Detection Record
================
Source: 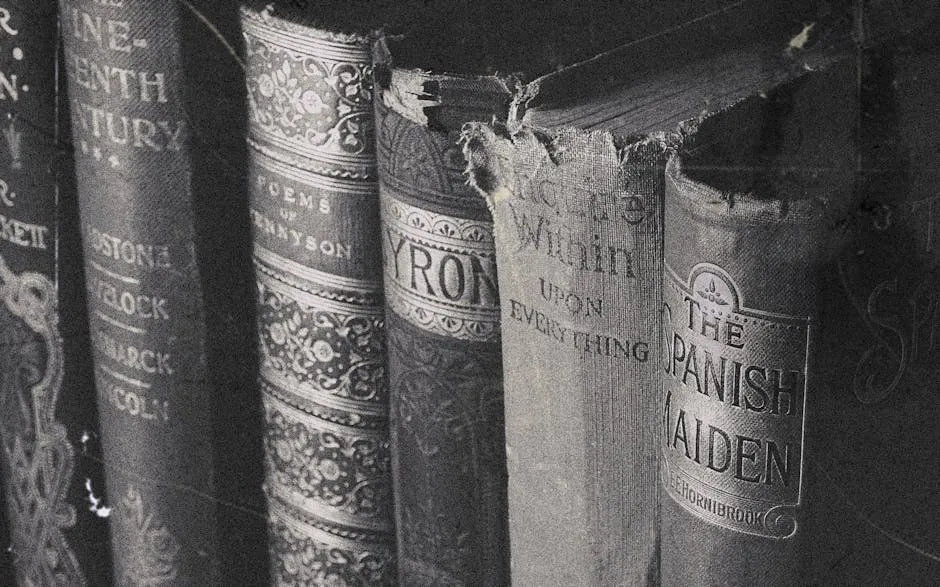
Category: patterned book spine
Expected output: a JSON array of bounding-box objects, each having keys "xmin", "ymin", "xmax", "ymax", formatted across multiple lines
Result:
[
  {"xmin": 58, "ymin": 1, "xmax": 259, "ymax": 583},
  {"xmin": 0, "ymin": 2, "xmax": 111, "ymax": 584},
  {"xmin": 376, "ymin": 67, "xmax": 511, "ymax": 586},
  {"xmin": 240, "ymin": 5, "xmax": 396, "ymax": 585},
  {"xmin": 462, "ymin": 124, "xmax": 665, "ymax": 585}
]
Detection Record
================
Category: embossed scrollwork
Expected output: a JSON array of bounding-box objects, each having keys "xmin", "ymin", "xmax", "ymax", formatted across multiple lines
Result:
[
  {"xmin": 268, "ymin": 516, "xmax": 395, "ymax": 586},
  {"xmin": 763, "ymin": 504, "xmax": 798, "ymax": 538},
  {"xmin": 0, "ymin": 255, "xmax": 83, "ymax": 585},
  {"xmin": 116, "ymin": 486, "xmax": 181, "ymax": 586},
  {"xmin": 263, "ymin": 403, "xmax": 392, "ymax": 521},
  {"xmin": 244, "ymin": 31, "xmax": 373, "ymax": 160},
  {"xmin": 257, "ymin": 280, "xmax": 387, "ymax": 404}
]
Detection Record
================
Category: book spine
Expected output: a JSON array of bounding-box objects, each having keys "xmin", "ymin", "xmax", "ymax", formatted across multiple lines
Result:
[
  {"xmin": 463, "ymin": 123, "xmax": 665, "ymax": 585},
  {"xmin": 376, "ymin": 69, "xmax": 510, "ymax": 585},
  {"xmin": 240, "ymin": 5, "xmax": 396, "ymax": 585},
  {"xmin": 58, "ymin": 1, "xmax": 257, "ymax": 583},
  {"xmin": 0, "ymin": 2, "xmax": 110, "ymax": 584},
  {"xmin": 804, "ymin": 43, "xmax": 940, "ymax": 583},
  {"xmin": 660, "ymin": 156, "xmax": 825, "ymax": 585},
  {"xmin": 659, "ymin": 63, "xmax": 858, "ymax": 585}
]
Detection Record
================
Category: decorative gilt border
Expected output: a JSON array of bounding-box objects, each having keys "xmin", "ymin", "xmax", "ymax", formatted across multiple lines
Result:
[
  {"xmin": 0, "ymin": 255, "xmax": 83, "ymax": 584},
  {"xmin": 380, "ymin": 193, "xmax": 500, "ymax": 342},
  {"xmin": 243, "ymin": 11, "xmax": 375, "ymax": 178}
]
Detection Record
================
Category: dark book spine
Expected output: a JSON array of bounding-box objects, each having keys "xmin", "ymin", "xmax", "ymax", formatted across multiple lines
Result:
[
  {"xmin": 376, "ymin": 68, "xmax": 511, "ymax": 586},
  {"xmin": 661, "ymin": 158, "xmax": 826, "ymax": 586},
  {"xmin": 802, "ymin": 41, "xmax": 940, "ymax": 583},
  {"xmin": 240, "ymin": 5, "xmax": 396, "ymax": 585},
  {"xmin": 0, "ymin": 2, "xmax": 111, "ymax": 584},
  {"xmin": 659, "ymin": 62, "xmax": 861, "ymax": 586},
  {"xmin": 462, "ymin": 124, "xmax": 664, "ymax": 585},
  {"xmin": 58, "ymin": 1, "xmax": 259, "ymax": 583}
]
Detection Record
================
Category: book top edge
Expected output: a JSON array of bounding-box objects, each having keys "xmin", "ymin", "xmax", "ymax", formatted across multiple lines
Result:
[
  {"xmin": 239, "ymin": 4, "xmax": 374, "ymax": 51},
  {"xmin": 665, "ymin": 155, "xmax": 852, "ymax": 228}
]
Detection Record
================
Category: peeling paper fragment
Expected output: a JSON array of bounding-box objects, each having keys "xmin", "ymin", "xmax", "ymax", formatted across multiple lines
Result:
[
  {"xmin": 788, "ymin": 22, "xmax": 816, "ymax": 52},
  {"xmin": 84, "ymin": 478, "xmax": 111, "ymax": 518},
  {"xmin": 383, "ymin": 68, "xmax": 437, "ymax": 126}
]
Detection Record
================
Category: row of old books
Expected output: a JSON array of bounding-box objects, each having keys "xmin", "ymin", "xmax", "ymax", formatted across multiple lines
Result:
[{"xmin": 0, "ymin": 0, "xmax": 937, "ymax": 585}]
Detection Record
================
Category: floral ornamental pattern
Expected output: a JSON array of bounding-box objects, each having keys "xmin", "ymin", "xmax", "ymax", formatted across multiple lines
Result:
[
  {"xmin": 0, "ymin": 255, "xmax": 84, "ymax": 586},
  {"xmin": 263, "ymin": 403, "xmax": 392, "ymax": 523},
  {"xmin": 244, "ymin": 32, "xmax": 374, "ymax": 161},
  {"xmin": 384, "ymin": 198, "xmax": 494, "ymax": 244},
  {"xmin": 388, "ymin": 321, "xmax": 508, "ymax": 583},
  {"xmin": 116, "ymin": 486, "xmax": 181, "ymax": 586},
  {"xmin": 268, "ymin": 516, "xmax": 395, "ymax": 586},
  {"xmin": 257, "ymin": 281, "xmax": 387, "ymax": 404},
  {"xmin": 696, "ymin": 279, "xmax": 729, "ymax": 305}
]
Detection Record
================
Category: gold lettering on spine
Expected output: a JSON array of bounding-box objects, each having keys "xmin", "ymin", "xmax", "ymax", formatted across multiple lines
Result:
[
  {"xmin": 62, "ymin": 2, "xmax": 184, "ymax": 169},
  {"xmin": 662, "ymin": 263, "xmax": 809, "ymax": 538},
  {"xmin": 381, "ymin": 193, "xmax": 500, "ymax": 341},
  {"xmin": 241, "ymin": 6, "xmax": 395, "ymax": 584},
  {"xmin": 0, "ymin": 7, "xmax": 21, "ymax": 102}
]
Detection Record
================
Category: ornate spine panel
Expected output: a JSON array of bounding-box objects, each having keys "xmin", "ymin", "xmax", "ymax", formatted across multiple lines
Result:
[
  {"xmin": 240, "ymin": 5, "xmax": 396, "ymax": 585},
  {"xmin": 0, "ymin": 2, "xmax": 111, "ymax": 584},
  {"xmin": 461, "ymin": 123, "xmax": 665, "ymax": 585},
  {"xmin": 58, "ymin": 1, "xmax": 258, "ymax": 583},
  {"xmin": 376, "ymin": 69, "xmax": 511, "ymax": 586}
]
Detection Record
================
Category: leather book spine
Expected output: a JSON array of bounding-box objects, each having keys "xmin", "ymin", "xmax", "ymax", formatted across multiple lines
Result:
[
  {"xmin": 59, "ymin": 1, "xmax": 259, "ymax": 583},
  {"xmin": 463, "ymin": 124, "xmax": 665, "ymax": 585},
  {"xmin": 376, "ymin": 67, "xmax": 511, "ymax": 585},
  {"xmin": 240, "ymin": 5, "xmax": 396, "ymax": 585},
  {"xmin": 659, "ymin": 62, "xmax": 861, "ymax": 585},
  {"xmin": 802, "ymin": 43, "xmax": 940, "ymax": 583},
  {"xmin": 0, "ymin": 2, "xmax": 111, "ymax": 584}
]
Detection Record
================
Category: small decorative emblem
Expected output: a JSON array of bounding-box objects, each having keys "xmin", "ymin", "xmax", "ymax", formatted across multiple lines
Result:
[{"xmin": 116, "ymin": 486, "xmax": 181, "ymax": 586}]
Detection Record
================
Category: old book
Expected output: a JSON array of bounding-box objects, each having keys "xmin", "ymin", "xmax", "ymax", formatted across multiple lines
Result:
[
  {"xmin": 375, "ymin": 51, "xmax": 513, "ymax": 587},
  {"xmin": 660, "ymin": 62, "xmax": 856, "ymax": 585},
  {"xmin": 59, "ymin": 1, "xmax": 265, "ymax": 583},
  {"xmin": 809, "ymin": 38, "xmax": 940, "ymax": 583},
  {"xmin": 461, "ymin": 3, "xmax": 858, "ymax": 584},
  {"xmin": 239, "ymin": 2, "xmax": 396, "ymax": 584},
  {"xmin": 0, "ymin": 2, "xmax": 111, "ymax": 584},
  {"xmin": 375, "ymin": 3, "xmax": 761, "ymax": 584},
  {"xmin": 660, "ymin": 26, "xmax": 940, "ymax": 581}
]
